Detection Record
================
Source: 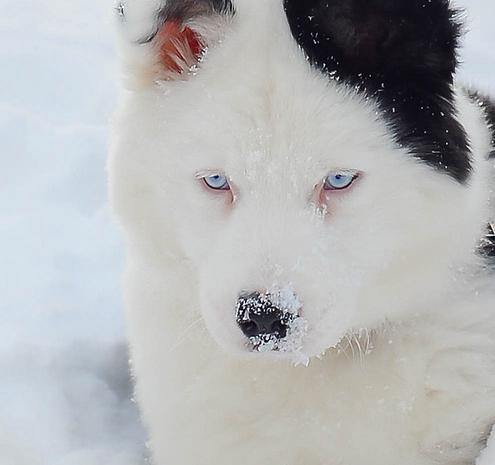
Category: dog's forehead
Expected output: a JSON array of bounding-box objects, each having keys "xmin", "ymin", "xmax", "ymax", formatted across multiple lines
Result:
[{"xmin": 182, "ymin": 72, "xmax": 387, "ymax": 181}]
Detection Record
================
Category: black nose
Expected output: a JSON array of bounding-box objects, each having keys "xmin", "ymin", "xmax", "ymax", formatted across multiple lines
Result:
[{"xmin": 236, "ymin": 292, "xmax": 288, "ymax": 339}]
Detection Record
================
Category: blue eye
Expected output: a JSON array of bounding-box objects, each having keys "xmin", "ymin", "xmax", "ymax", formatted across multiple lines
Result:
[
  {"xmin": 324, "ymin": 171, "xmax": 358, "ymax": 190},
  {"xmin": 203, "ymin": 174, "xmax": 230, "ymax": 191}
]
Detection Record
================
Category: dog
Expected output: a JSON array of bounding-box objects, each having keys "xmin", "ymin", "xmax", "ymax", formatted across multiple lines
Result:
[{"xmin": 109, "ymin": 0, "xmax": 495, "ymax": 463}]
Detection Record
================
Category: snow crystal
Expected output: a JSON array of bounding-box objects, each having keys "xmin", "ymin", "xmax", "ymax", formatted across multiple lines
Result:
[{"xmin": 267, "ymin": 285, "xmax": 303, "ymax": 315}]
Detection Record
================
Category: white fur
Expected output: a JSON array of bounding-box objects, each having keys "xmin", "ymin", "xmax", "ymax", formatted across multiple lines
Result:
[{"xmin": 109, "ymin": 1, "xmax": 495, "ymax": 463}]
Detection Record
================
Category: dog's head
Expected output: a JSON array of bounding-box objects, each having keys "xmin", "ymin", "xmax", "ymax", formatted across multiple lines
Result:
[{"xmin": 111, "ymin": 0, "xmax": 491, "ymax": 362}]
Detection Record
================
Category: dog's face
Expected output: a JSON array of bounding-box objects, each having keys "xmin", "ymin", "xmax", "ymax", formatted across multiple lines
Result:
[{"xmin": 113, "ymin": 0, "xmax": 487, "ymax": 361}]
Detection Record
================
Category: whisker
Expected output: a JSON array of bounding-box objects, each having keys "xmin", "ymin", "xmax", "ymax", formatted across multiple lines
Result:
[
  {"xmin": 365, "ymin": 329, "xmax": 371, "ymax": 355},
  {"xmin": 345, "ymin": 334, "xmax": 356, "ymax": 361},
  {"xmin": 354, "ymin": 333, "xmax": 364, "ymax": 364},
  {"xmin": 169, "ymin": 316, "xmax": 204, "ymax": 353},
  {"xmin": 336, "ymin": 339, "xmax": 351, "ymax": 361}
]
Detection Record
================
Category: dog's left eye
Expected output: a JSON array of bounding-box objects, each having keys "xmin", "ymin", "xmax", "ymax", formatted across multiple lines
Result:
[
  {"xmin": 324, "ymin": 171, "xmax": 358, "ymax": 190},
  {"xmin": 202, "ymin": 174, "xmax": 230, "ymax": 191}
]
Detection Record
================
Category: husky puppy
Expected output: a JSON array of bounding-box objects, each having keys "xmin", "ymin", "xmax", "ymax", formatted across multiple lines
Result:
[{"xmin": 109, "ymin": 0, "xmax": 495, "ymax": 463}]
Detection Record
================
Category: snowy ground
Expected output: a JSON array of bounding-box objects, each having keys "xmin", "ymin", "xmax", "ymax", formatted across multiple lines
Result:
[{"xmin": 0, "ymin": 1, "xmax": 494, "ymax": 464}]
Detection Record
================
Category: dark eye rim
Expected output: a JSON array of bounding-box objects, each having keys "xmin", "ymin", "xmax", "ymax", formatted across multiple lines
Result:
[
  {"xmin": 323, "ymin": 173, "xmax": 359, "ymax": 191},
  {"xmin": 202, "ymin": 176, "xmax": 231, "ymax": 191}
]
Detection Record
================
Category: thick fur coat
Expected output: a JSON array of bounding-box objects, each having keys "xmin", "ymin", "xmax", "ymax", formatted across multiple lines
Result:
[{"xmin": 109, "ymin": 0, "xmax": 495, "ymax": 463}]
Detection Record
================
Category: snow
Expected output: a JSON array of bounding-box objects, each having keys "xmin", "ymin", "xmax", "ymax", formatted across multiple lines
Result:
[
  {"xmin": 0, "ymin": 0, "xmax": 147, "ymax": 463},
  {"xmin": 0, "ymin": 0, "xmax": 494, "ymax": 464}
]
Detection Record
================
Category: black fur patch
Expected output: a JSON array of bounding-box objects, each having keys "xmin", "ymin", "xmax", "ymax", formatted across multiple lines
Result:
[
  {"xmin": 284, "ymin": 0, "xmax": 472, "ymax": 183},
  {"xmin": 139, "ymin": 0, "xmax": 234, "ymax": 44}
]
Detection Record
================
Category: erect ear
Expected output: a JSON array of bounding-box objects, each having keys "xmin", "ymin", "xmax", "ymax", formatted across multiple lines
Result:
[
  {"xmin": 116, "ymin": 0, "xmax": 234, "ymax": 86},
  {"xmin": 284, "ymin": 0, "xmax": 461, "ymax": 91}
]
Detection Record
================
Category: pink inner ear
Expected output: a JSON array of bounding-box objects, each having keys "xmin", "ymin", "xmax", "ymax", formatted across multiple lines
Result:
[{"xmin": 154, "ymin": 20, "xmax": 205, "ymax": 76}]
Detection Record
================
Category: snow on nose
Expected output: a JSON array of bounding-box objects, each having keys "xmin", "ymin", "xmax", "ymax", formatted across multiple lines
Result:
[{"xmin": 235, "ymin": 287, "xmax": 307, "ymax": 356}]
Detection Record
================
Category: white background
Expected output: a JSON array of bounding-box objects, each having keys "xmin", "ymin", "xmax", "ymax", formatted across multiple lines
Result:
[{"xmin": 0, "ymin": 1, "xmax": 494, "ymax": 464}]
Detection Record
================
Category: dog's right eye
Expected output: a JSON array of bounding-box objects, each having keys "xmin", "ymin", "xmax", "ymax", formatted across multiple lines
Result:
[
  {"xmin": 324, "ymin": 171, "xmax": 359, "ymax": 191},
  {"xmin": 202, "ymin": 174, "xmax": 230, "ymax": 191}
]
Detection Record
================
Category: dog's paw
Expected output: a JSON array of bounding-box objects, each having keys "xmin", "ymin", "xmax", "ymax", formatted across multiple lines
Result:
[{"xmin": 115, "ymin": 0, "xmax": 234, "ymax": 86}]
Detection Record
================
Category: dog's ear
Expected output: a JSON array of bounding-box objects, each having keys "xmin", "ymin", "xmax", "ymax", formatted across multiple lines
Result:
[
  {"xmin": 284, "ymin": 0, "xmax": 461, "ymax": 92},
  {"xmin": 116, "ymin": 0, "xmax": 233, "ymax": 86}
]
